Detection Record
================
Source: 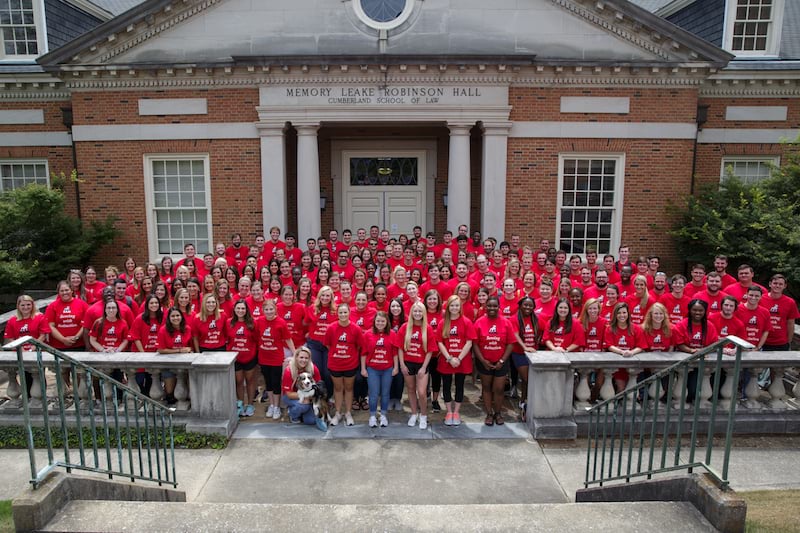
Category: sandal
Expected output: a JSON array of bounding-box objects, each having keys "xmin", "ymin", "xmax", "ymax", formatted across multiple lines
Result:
[
  {"xmin": 359, "ymin": 399, "xmax": 369, "ymax": 411},
  {"xmin": 494, "ymin": 413, "xmax": 505, "ymax": 426},
  {"xmin": 484, "ymin": 414, "xmax": 494, "ymax": 426},
  {"xmin": 352, "ymin": 400, "xmax": 361, "ymax": 411}
]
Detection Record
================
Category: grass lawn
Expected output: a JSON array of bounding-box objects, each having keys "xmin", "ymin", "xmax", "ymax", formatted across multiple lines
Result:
[
  {"xmin": 741, "ymin": 490, "xmax": 800, "ymax": 533},
  {"xmin": 0, "ymin": 500, "xmax": 12, "ymax": 533}
]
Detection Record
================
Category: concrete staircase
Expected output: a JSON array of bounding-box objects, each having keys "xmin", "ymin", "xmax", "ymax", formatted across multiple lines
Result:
[{"xmin": 42, "ymin": 501, "xmax": 717, "ymax": 532}]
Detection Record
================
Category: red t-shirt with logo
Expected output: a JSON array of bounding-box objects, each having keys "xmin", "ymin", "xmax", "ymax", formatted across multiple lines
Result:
[
  {"xmin": 760, "ymin": 294, "xmax": 800, "ymax": 345},
  {"xmin": 45, "ymin": 297, "xmax": 89, "ymax": 349},
  {"xmin": 224, "ymin": 320, "xmax": 258, "ymax": 363},
  {"xmin": 281, "ymin": 364, "xmax": 321, "ymax": 394},
  {"xmin": 157, "ymin": 325, "xmax": 194, "ymax": 351},
  {"xmin": 734, "ymin": 304, "xmax": 771, "ymax": 346},
  {"xmin": 3, "ymin": 315, "xmax": 50, "ymax": 349},
  {"xmin": 435, "ymin": 316, "xmax": 476, "ymax": 374},
  {"xmin": 255, "ymin": 315, "xmax": 292, "ymax": 366},
  {"xmin": 91, "ymin": 319, "xmax": 129, "ymax": 350},
  {"xmin": 394, "ymin": 323, "xmax": 436, "ymax": 364},
  {"xmin": 304, "ymin": 306, "xmax": 337, "ymax": 342},
  {"xmin": 544, "ymin": 320, "xmax": 586, "ymax": 350},
  {"xmin": 603, "ymin": 324, "xmax": 647, "ymax": 351},
  {"xmin": 361, "ymin": 330, "xmax": 397, "ymax": 371},
  {"xmin": 582, "ymin": 317, "xmax": 608, "ymax": 352},
  {"xmin": 277, "ymin": 302, "xmax": 307, "ymax": 348},
  {"xmin": 323, "ymin": 322, "xmax": 364, "ymax": 371},
  {"xmin": 642, "ymin": 326, "xmax": 674, "ymax": 351},
  {"xmin": 128, "ymin": 315, "xmax": 160, "ymax": 352},
  {"xmin": 194, "ymin": 312, "xmax": 228, "ymax": 349},
  {"xmin": 473, "ymin": 315, "xmax": 516, "ymax": 363}
]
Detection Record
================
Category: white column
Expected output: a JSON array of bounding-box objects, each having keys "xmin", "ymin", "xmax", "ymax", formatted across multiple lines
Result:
[
  {"xmin": 481, "ymin": 122, "xmax": 512, "ymax": 240},
  {"xmin": 257, "ymin": 123, "xmax": 287, "ymax": 235},
  {"xmin": 295, "ymin": 123, "xmax": 321, "ymax": 246},
  {"xmin": 446, "ymin": 122, "xmax": 473, "ymax": 233}
]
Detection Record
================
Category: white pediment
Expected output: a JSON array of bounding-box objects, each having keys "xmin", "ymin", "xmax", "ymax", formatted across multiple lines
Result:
[{"xmin": 53, "ymin": 0, "xmax": 726, "ymax": 67}]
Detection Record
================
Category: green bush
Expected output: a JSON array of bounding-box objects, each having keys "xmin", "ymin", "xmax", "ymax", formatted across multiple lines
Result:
[
  {"xmin": 0, "ymin": 425, "xmax": 228, "ymax": 450},
  {"xmin": 670, "ymin": 141, "xmax": 800, "ymax": 297},
  {"xmin": 0, "ymin": 185, "xmax": 118, "ymax": 292}
]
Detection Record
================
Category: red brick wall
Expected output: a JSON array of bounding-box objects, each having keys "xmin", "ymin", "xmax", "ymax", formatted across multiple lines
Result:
[
  {"xmin": 71, "ymin": 89, "xmax": 259, "ymax": 124},
  {"xmin": 510, "ymin": 87, "xmax": 698, "ymax": 123},
  {"xmin": 75, "ymin": 139, "xmax": 261, "ymax": 267},
  {"xmin": 0, "ymin": 100, "xmax": 69, "ymax": 132},
  {"xmin": 505, "ymin": 138, "xmax": 695, "ymax": 273}
]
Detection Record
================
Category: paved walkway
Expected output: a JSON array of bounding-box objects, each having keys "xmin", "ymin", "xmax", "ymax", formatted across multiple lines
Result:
[{"xmin": 1, "ymin": 428, "xmax": 798, "ymax": 505}]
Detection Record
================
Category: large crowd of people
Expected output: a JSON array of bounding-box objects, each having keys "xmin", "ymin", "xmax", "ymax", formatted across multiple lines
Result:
[{"xmin": 4, "ymin": 223, "xmax": 798, "ymax": 430}]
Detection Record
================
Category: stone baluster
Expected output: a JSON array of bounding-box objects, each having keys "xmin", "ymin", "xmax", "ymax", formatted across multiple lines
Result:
[
  {"xmin": 625, "ymin": 368, "xmax": 638, "ymax": 410},
  {"xmin": 148, "ymin": 369, "xmax": 165, "ymax": 402},
  {"xmin": 76, "ymin": 369, "xmax": 91, "ymax": 410},
  {"xmin": 648, "ymin": 376, "xmax": 663, "ymax": 408},
  {"xmin": 672, "ymin": 371, "xmax": 688, "ymax": 410},
  {"xmin": 718, "ymin": 370, "xmax": 736, "ymax": 410},
  {"xmin": 4, "ymin": 369, "xmax": 22, "ymax": 408},
  {"xmin": 599, "ymin": 370, "xmax": 615, "ymax": 402},
  {"xmin": 28, "ymin": 370, "xmax": 43, "ymax": 410},
  {"xmin": 174, "ymin": 370, "xmax": 190, "ymax": 411},
  {"xmin": 793, "ymin": 374, "xmax": 800, "ymax": 400},
  {"xmin": 744, "ymin": 367, "xmax": 762, "ymax": 409},
  {"xmin": 126, "ymin": 366, "xmax": 142, "ymax": 411},
  {"xmin": 767, "ymin": 368, "xmax": 788, "ymax": 410},
  {"xmin": 574, "ymin": 370, "xmax": 592, "ymax": 410},
  {"xmin": 698, "ymin": 367, "xmax": 714, "ymax": 409}
]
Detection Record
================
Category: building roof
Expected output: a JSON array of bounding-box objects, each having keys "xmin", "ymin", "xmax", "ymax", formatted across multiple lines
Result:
[
  {"xmin": 86, "ymin": 0, "xmax": 146, "ymax": 16},
  {"xmin": 628, "ymin": 0, "xmax": 675, "ymax": 12}
]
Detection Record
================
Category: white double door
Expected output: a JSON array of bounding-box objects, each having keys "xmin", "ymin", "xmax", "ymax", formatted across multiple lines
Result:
[{"xmin": 343, "ymin": 151, "xmax": 426, "ymax": 238}]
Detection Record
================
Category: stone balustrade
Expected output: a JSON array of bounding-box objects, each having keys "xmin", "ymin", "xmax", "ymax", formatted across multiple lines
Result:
[
  {"xmin": 527, "ymin": 350, "xmax": 800, "ymax": 439},
  {"xmin": 0, "ymin": 350, "xmax": 238, "ymax": 437}
]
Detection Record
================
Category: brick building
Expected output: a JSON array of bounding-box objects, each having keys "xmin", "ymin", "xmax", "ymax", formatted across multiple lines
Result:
[{"xmin": 0, "ymin": 0, "xmax": 797, "ymax": 272}]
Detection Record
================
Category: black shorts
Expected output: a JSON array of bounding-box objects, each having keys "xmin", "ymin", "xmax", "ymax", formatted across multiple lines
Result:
[
  {"xmin": 329, "ymin": 366, "xmax": 358, "ymax": 378},
  {"xmin": 235, "ymin": 358, "xmax": 258, "ymax": 372},
  {"xmin": 200, "ymin": 345, "xmax": 226, "ymax": 353},
  {"xmin": 476, "ymin": 357, "xmax": 510, "ymax": 377},
  {"xmin": 405, "ymin": 361, "xmax": 429, "ymax": 375}
]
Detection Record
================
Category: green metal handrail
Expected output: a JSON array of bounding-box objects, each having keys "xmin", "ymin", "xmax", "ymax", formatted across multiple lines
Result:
[
  {"xmin": 3, "ymin": 336, "xmax": 177, "ymax": 489},
  {"xmin": 584, "ymin": 335, "xmax": 754, "ymax": 490}
]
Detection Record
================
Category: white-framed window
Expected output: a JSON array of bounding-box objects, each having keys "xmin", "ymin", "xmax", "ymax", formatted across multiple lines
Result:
[
  {"xmin": 723, "ymin": 0, "xmax": 784, "ymax": 57},
  {"xmin": 720, "ymin": 156, "xmax": 779, "ymax": 184},
  {"xmin": 143, "ymin": 155, "xmax": 212, "ymax": 260},
  {"xmin": 556, "ymin": 154, "xmax": 625, "ymax": 256},
  {"xmin": 0, "ymin": 0, "xmax": 48, "ymax": 61},
  {"xmin": 0, "ymin": 159, "xmax": 48, "ymax": 191},
  {"xmin": 352, "ymin": 0, "xmax": 415, "ymax": 30}
]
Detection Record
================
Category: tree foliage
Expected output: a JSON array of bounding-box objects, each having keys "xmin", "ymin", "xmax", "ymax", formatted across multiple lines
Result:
[
  {"xmin": 670, "ymin": 143, "xmax": 800, "ymax": 297},
  {"xmin": 0, "ymin": 185, "xmax": 118, "ymax": 293}
]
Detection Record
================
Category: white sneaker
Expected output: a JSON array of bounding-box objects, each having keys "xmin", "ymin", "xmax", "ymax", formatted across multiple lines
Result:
[
  {"xmin": 265, "ymin": 405, "xmax": 274, "ymax": 418},
  {"xmin": 368, "ymin": 415, "xmax": 378, "ymax": 427},
  {"xmin": 379, "ymin": 414, "xmax": 388, "ymax": 427},
  {"xmin": 345, "ymin": 412, "xmax": 354, "ymax": 426},
  {"xmin": 419, "ymin": 415, "xmax": 428, "ymax": 430},
  {"xmin": 272, "ymin": 406, "xmax": 281, "ymax": 420},
  {"xmin": 407, "ymin": 413, "xmax": 418, "ymax": 427},
  {"xmin": 330, "ymin": 413, "xmax": 341, "ymax": 426}
]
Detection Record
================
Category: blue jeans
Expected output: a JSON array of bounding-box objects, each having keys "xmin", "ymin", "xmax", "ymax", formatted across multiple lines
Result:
[
  {"xmin": 367, "ymin": 367, "xmax": 393, "ymax": 415},
  {"xmin": 306, "ymin": 339, "xmax": 332, "ymax": 393},
  {"xmin": 282, "ymin": 396, "xmax": 316, "ymax": 425}
]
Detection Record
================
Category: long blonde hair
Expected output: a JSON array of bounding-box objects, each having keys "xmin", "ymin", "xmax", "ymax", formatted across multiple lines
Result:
[
  {"xmin": 404, "ymin": 301, "xmax": 428, "ymax": 352},
  {"xmin": 642, "ymin": 302, "xmax": 672, "ymax": 337},
  {"xmin": 198, "ymin": 293, "xmax": 221, "ymax": 321},
  {"xmin": 288, "ymin": 345, "xmax": 317, "ymax": 382},
  {"xmin": 313, "ymin": 286, "xmax": 336, "ymax": 315},
  {"xmin": 15, "ymin": 295, "xmax": 39, "ymax": 320},
  {"xmin": 441, "ymin": 295, "xmax": 462, "ymax": 340},
  {"xmin": 632, "ymin": 274, "xmax": 650, "ymax": 309}
]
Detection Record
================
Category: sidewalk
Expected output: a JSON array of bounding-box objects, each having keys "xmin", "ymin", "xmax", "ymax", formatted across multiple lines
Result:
[{"xmin": 1, "ymin": 432, "xmax": 798, "ymax": 505}]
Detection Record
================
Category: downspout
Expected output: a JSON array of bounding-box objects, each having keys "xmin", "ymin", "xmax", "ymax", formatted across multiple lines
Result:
[
  {"xmin": 691, "ymin": 104, "xmax": 709, "ymax": 196},
  {"xmin": 61, "ymin": 106, "xmax": 81, "ymax": 220}
]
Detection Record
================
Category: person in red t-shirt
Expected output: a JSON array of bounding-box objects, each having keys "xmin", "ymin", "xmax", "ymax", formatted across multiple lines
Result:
[
  {"xmin": 604, "ymin": 302, "xmax": 647, "ymax": 391},
  {"xmin": 709, "ymin": 295, "xmax": 746, "ymax": 351},
  {"xmin": 360, "ymin": 312, "xmax": 398, "ymax": 427},
  {"xmin": 89, "ymin": 300, "xmax": 129, "ymax": 353},
  {"xmin": 304, "ymin": 286, "xmax": 338, "ymax": 393},
  {"xmin": 676, "ymin": 299, "xmax": 719, "ymax": 404},
  {"xmin": 225, "ymin": 300, "xmax": 259, "ymax": 417},
  {"xmin": 395, "ymin": 301, "xmax": 436, "ymax": 429},
  {"xmin": 625, "ymin": 275, "xmax": 654, "ymax": 326},
  {"xmin": 641, "ymin": 303, "xmax": 675, "ymax": 352},
  {"xmin": 544, "ymin": 299, "xmax": 585, "ymax": 352},
  {"xmin": 323, "ymin": 303, "xmax": 364, "ymax": 427},
  {"xmin": 256, "ymin": 299, "xmax": 295, "ymax": 420},
  {"xmin": 436, "ymin": 295, "xmax": 477, "ymax": 426},
  {"xmin": 760, "ymin": 274, "xmax": 799, "ymax": 350},
  {"xmin": 83, "ymin": 266, "xmax": 106, "ymax": 305},
  {"xmin": 281, "ymin": 346, "xmax": 325, "ymax": 430},
  {"xmin": 473, "ymin": 296, "xmax": 516, "ymax": 426},
  {"xmin": 194, "ymin": 293, "xmax": 228, "ymax": 351},
  {"xmin": 695, "ymin": 271, "xmax": 726, "ymax": 315},
  {"xmin": 157, "ymin": 307, "xmax": 196, "ymax": 405},
  {"xmin": 4, "ymin": 294, "xmax": 50, "ymax": 399},
  {"xmin": 734, "ymin": 286, "xmax": 770, "ymax": 351},
  {"xmin": 510, "ymin": 296, "xmax": 546, "ymax": 416}
]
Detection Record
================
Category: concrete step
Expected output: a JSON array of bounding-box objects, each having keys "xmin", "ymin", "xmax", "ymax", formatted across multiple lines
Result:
[{"xmin": 42, "ymin": 501, "xmax": 716, "ymax": 532}]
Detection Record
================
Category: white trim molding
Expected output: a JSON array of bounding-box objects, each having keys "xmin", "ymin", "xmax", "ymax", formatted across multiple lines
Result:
[
  {"xmin": 698, "ymin": 128, "xmax": 800, "ymax": 144},
  {"xmin": 72, "ymin": 123, "xmax": 258, "ymax": 142},
  {"xmin": 0, "ymin": 109, "xmax": 45, "ymax": 124},
  {"xmin": 0, "ymin": 132, "xmax": 72, "ymax": 146},
  {"xmin": 510, "ymin": 121, "xmax": 696, "ymax": 139},
  {"xmin": 138, "ymin": 98, "xmax": 208, "ymax": 116},
  {"xmin": 560, "ymin": 97, "xmax": 630, "ymax": 114},
  {"xmin": 725, "ymin": 106, "xmax": 787, "ymax": 121}
]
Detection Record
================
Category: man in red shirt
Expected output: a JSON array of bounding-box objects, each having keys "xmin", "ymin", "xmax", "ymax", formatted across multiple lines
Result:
[
  {"xmin": 265, "ymin": 226, "xmax": 286, "ymax": 262},
  {"xmin": 225, "ymin": 233, "xmax": 246, "ymax": 270},
  {"xmin": 696, "ymin": 271, "xmax": 727, "ymax": 314},
  {"xmin": 284, "ymin": 232, "xmax": 302, "ymax": 266},
  {"xmin": 685, "ymin": 264, "xmax": 707, "ymax": 298},
  {"xmin": 659, "ymin": 274, "xmax": 691, "ymax": 325},
  {"xmin": 725, "ymin": 264, "xmax": 768, "ymax": 305},
  {"xmin": 583, "ymin": 268, "xmax": 609, "ymax": 304},
  {"xmin": 332, "ymin": 249, "xmax": 355, "ymax": 282},
  {"xmin": 735, "ymin": 286, "xmax": 770, "ymax": 350},
  {"xmin": 759, "ymin": 274, "xmax": 799, "ymax": 350},
  {"xmin": 708, "ymin": 255, "xmax": 737, "ymax": 288}
]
